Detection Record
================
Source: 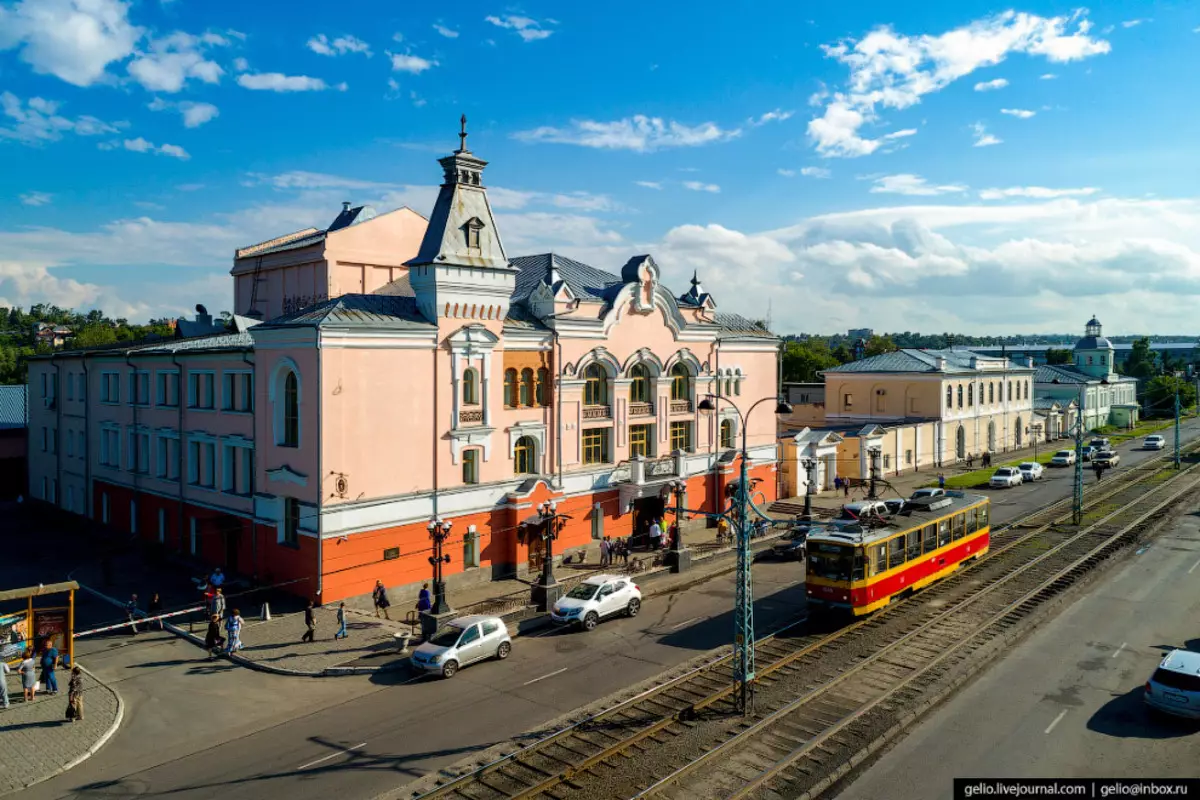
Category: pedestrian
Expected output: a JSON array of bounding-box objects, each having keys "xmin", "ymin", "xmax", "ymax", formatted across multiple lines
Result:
[
  {"xmin": 40, "ymin": 641, "xmax": 59, "ymax": 695},
  {"xmin": 19, "ymin": 654, "xmax": 36, "ymax": 703},
  {"xmin": 615, "ymin": 538, "xmax": 627, "ymax": 565},
  {"xmin": 204, "ymin": 614, "xmax": 224, "ymax": 659},
  {"xmin": 372, "ymin": 580, "xmax": 391, "ymax": 620},
  {"xmin": 65, "ymin": 666, "xmax": 84, "ymax": 722},
  {"xmin": 834, "ymin": 476, "xmax": 842, "ymax": 491},
  {"xmin": 224, "ymin": 608, "xmax": 244, "ymax": 654},
  {"xmin": 147, "ymin": 592, "xmax": 164, "ymax": 630},
  {"xmin": 1, "ymin": 659, "xmax": 9, "ymax": 709},
  {"xmin": 599, "ymin": 537, "xmax": 610, "ymax": 566},
  {"xmin": 649, "ymin": 518, "xmax": 662, "ymax": 551},
  {"xmin": 1094, "ymin": 463, "xmax": 1104, "ymax": 482},
  {"xmin": 843, "ymin": 480, "xmax": 851, "ymax": 498},
  {"xmin": 416, "ymin": 583, "xmax": 432, "ymax": 614},
  {"xmin": 208, "ymin": 567, "xmax": 225, "ymax": 590},
  {"xmin": 938, "ymin": 473, "xmax": 946, "ymax": 490},
  {"xmin": 334, "ymin": 602, "xmax": 348, "ymax": 640},
  {"xmin": 301, "ymin": 600, "xmax": 316, "ymax": 643},
  {"xmin": 125, "ymin": 593, "xmax": 140, "ymax": 635}
]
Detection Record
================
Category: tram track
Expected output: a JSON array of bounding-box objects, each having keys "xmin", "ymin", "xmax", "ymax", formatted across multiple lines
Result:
[{"xmin": 409, "ymin": 446, "xmax": 1199, "ymax": 800}]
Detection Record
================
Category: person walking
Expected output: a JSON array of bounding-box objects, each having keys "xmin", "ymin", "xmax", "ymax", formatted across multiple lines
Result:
[
  {"xmin": 65, "ymin": 666, "xmax": 84, "ymax": 722},
  {"xmin": 224, "ymin": 609, "xmax": 244, "ymax": 654},
  {"xmin": 19, "ymin": 654, "xmax": 36, "ymax": 703},
  {"xmin": 40, "ymin": 641, "xmax": 59, "ymax": 695},
  {"xmin": 843, "ymin": 480, "xmax": 851, "ymax": 498},
  {"xmin": 1, "ymin": 659, "xmax": 10, "ymax": 709},
  {"xmin": 125, "ymin": 593, "xmax": 140, "ymax": 635},
  {"xmin": 599, "ymin": 537, "xmax": 610, "ymax": 566},
  {"xmin": 211, "ymin": 588, "xmax": 226, "ymax": 621},
  {"xmin": 301, "ymin": 600, "xmax": 316, "ymax": 643},
  {"xmin": 147, "ymin": 592, "xmax": 164, "ymax": 630},
  {"xmin": 204, "ymin": 614, "xmax": 224, "ymax": 659},
  {"xmin": 334, "ymin": 602, "xmax": 348, "ymax": 640},
  {"xmin": 416, "ymin": 583, "xmax": 432, "ymax": 614},
  {"xmin": 649, "ymin": 519, "xmax": 662, "ymax": 551},
  {"xmin": 372, "ymin": 580, "xmax": 392, "ymax": 620},
  {"xmin": 1094, "ymin": 463, "xmax": 1105, "ymax": 482},
  {"xmin": 938, "ymin": 473, "xmax": 946, "ymax": 490}
]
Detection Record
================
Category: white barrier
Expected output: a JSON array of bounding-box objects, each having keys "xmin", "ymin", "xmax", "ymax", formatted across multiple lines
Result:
[{"xmin": 73, "ymin": 605, "xmax": 206, "ymax": 638}]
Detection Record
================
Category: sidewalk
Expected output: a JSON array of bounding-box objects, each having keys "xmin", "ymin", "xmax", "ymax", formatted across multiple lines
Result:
[{"xmin": 0, "ymin": 667, "xmax": 122, "ymax": 796}]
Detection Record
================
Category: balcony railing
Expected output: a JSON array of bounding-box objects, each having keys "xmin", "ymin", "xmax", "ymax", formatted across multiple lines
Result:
[
  {"xmin": 582, "ymin": 405, "xmax": 611, "ymax": 420},
  {"xmin": 647, "ymin": 456, "xmax": 677, "ymax": 478},
  {"xmin": 669, "ymin": 400, "xmax": 692, "ymax": 414},
  {"xmin": 628, "ymin": 401, "xmax": 654, "ymax": 417},
  {"xmin": 459, "ymin": 408, "xmax": 484, "ymax": 424}
]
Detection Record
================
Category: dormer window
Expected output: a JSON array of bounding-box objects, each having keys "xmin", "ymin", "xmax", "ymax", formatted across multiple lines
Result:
[{"xmin": 464, "ymin": 217, "xmax": 483, "ymax": 251}]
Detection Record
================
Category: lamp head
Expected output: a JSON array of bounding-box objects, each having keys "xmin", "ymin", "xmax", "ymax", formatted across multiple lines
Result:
[
  {"xmin": 697, "ymin": 397, "xmax": 716, "ymax": 412},
  {"xmin": 427, "ymin": 519, "xmax": 436, "ymax": 532},
  {"xmin": 774, "ymin": 400, "xmax": 794, "ymax": 415}
]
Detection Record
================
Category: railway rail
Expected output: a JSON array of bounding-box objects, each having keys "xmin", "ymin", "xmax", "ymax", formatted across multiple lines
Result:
[{"xmin": 411, "ymin": 446, "xmax": 1199, "ymax": 800}]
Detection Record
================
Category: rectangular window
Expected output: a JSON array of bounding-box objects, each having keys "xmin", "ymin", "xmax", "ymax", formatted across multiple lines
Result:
[
  {"xmin": 100, "ymin": 428, "xmax": 121, "ymax": 468},
  {"xmin": 843, "ymin": 392, "xmax": 853, "ymax": 410},
  {"xmin": 463, "ymin": 529, "xmax": 481, "ymax": 569},
  {"xmin": 938, "ymin": 518, "xmax": 951, "ymax": 548},
  {"xmin": 870, "ymin": 543, "xmax": 886, "ymax": 575},
  {"xmin": 383, "ymin": 547, "xmax": 400, "ymax": 561},
  {"xmin": 40, "ymin": 426, "xmax": 47, "ymax": 453},
  {"xmin": 156, "ymin": 371, "xmax": 179, "ymax": 407},
  {"xmin": 888, "ymin": 536, "xmax": 906, "ymax": 570},
  {"xmin": 875, "ymin": 392, "xmax": 885, "ymax": 413},
  {"xmin": 582, "ymin": 428, "xmax": 610, "ymax": 465},
  {"xmin": 156, "ymin": 436, "xmax": 179, "ymax": 481},
  {"xmin": 906, "ymin": 530, "xmax": 921, "ymax": 561},
  {"xmin": 66, "ymin": 431, "xmax": 74, "ymax": 457},
  {"xmin": 883, "ymin": 453, "xmax": 891, "ymax": 469},
  {"xmin": 77, "ymin": 374, "xmax": 85, "ymax": 401},
  {"xmin": 127, "ymin": 430, "xmax": 150, "ymax": 474},
  {"xmin": 905, "ymin": 449, "xmax": 913, "ymax": 466},
  {"xmin": 66, "ymin": 372, "xmax": 74, "ymax": 401},
  {"xmin": 462, "ymin": 449, "xmax": 479, "ymax": 484},
  {"xmin": 129, "ymin": 371, "xmax": 150, "ymax": 405},
  {"xmin": 241, "ymin": 448, "xmax": 254, "ymax": 495},
  {"xmin": 629, "ymin": 424, "xmax": 652, "ymax": 458},
  {"xmin": 223, "ymin": 373, "xmax": 235, "ymax": 411},
  {"xmin": 223, "ymin": 444, "xmax": 242, "ymax": 493},
  {"xmin": 669, "ymin": 421, "xmax": 692, "ymax": 453},
  {"xmin": 188, "ymin": 373, "xmax": 215, "ymax": 409},
  {"xmin": 851, "ymin": 550, "xmax": 866, "ymax": 581},
  {"xmin": 978, "ymin": 503, "xmax": 989, "ymax": 529},
  {"xmin": 202, "ymin": 442, "xmax": 215, "ymax": 487},
  {"xmin": 923, "ymin": 523, "xmax": 937, "ymax": 553},
  {"xmin": 953, "ymin": 513, "xmax": 966, "ymax": 541},
  {"xmin": 966, "ymin": 507, "xmax": 978, "ymax": 534},
  {"xmin": 282, "ymin": 498, "xmax": 300, "ymax": 547},
  {"xmin": 188, "ymin": 440, "xmax": 200, "ymax": 484},
  {"xmin": 100, "ymin": 373, "xmax": 120, "ymax": 404}
]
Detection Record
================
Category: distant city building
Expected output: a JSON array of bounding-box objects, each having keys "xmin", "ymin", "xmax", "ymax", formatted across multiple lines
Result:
[
  {"xmin": 848, "ymin": 328, "xmax": 873, "ymax": 341},
  {"xmin": 965, "ymin": 339, "xmax": 1197, "ymax": 367},
  {"xmin": 1034, "ymin": 317, "xmax": 1140, "ymax": 430}
]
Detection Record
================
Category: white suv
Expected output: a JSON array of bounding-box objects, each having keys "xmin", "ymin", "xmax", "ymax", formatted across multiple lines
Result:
[
  {"xmin": 551, "ymin": 575, "xmax": 642, "ymax": 631},
  {"xmin": 989, "ymin": 467, "xmax": 1023, "ymax": 488}
]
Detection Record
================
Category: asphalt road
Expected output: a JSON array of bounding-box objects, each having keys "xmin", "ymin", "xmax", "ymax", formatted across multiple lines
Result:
[
  {"xmin": 20, "ymin": 419, "xmax": 1200, "ymax": 800},
  {"xmin": 838, "ymin": 486, "xmax": 1200, "ymax": 800}
]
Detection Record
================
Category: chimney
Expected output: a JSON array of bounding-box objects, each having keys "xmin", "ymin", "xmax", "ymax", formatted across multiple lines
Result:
[
  {"xmin": 969, "ymin": 356, "xmax": 978, "ymax": 369},
  {"xmin": 195, "ymin": 303, "xmax": 212, "ymax": 327},
  {"xmin": 936, "ymin": 356, "xmax": 947, "ymax": 371},
  {"xmin": 342, "ymin": 201, "xmax": 350, "ymax": 212},
  {"xmin": 1026, "ymin": 356, "xmax": 1034, "ymax": 368}
]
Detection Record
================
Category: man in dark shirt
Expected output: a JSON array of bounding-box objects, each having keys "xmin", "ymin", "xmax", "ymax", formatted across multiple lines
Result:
[
  {"xmin": 416, "ymin": 583, "xmax": 432, "ymax": 613},
  {"xmin": 301, "ymin": 600, "xmax": 316, "ymax": 643}
]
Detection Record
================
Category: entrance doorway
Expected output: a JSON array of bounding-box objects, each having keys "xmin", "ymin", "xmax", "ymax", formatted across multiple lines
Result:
[
  {"xmin": 631, "ymin": 495, "xmax": 665, "ymax": 549},
  {"xmin": 221, "ymin": 518, "xmax": 242, "ymax": 574},
  {"xmin": 955, "ymin": 425, "xmax": 966, "ymax": 461},
  {"xmin": 527, "ymin": 531, "xmax": 546, "ymax": 574}
]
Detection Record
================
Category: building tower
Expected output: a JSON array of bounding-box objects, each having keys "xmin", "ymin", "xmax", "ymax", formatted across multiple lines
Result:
[
  {"xmin": 1073, "ymin": 316, "xmax": 1115, "ymax": 379},
  {"xmin": 408, "ymin": 116, "xmax": 517, "ymax": 324}
]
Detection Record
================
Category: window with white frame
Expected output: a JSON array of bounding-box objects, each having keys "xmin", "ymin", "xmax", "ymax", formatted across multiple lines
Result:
[
  {"xmin": 127, "ymin": 429, "xmax": 150, "ymax": 473},
  {"xmin": 463, "ymin": 527, "xmax": 481, "ymax": 569},
  {"xmin": 100, "ymin": 372, "xmax": 120, "ymax": 403},
  {"xmin": 129, "ymin": 371, "xmax": 151, "ymax": 405},
  {"xmin": 222, "ymin": 442, "xmax": 254, "ymax": 495},
  {"xmin": 156, "ymin": 434, "xmax": 180, "ymax": 481},
  {"xmin": 188, "ymin": 438, "xmax": 216, "ymax": 488},
  {"xmin": 222, "ymin": 372, "xmax": 254, "ymax": 412},
  {"xmin": 187, "ymin": 372, "xmax": 216, "ymax": 410},
  {"xmin": 275, "ymin": 366, "xmax": 300, "ymax": 447},
  {"xmin": 281, "ymin": 497, "xmax": 300, "ymax": 547},
  {"xmin": 100, "ymin": 427, "xmax": 121, "ymax": 468},
  {"xmin": 156, "ymin": 371, "xmax": 180, "ymax": 407}
]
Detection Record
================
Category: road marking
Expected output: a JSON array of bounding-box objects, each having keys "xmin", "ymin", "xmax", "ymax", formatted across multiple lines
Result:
[
  {"xmin": 523, "ymin": 667, "xmax": 569, "ymax": 686},
  {"xmin": 298, "ymin": 742, "xmax": 366, "ymax": 770},
  {"xmin": 1189, "ymin": 558, "xmax": 1200, "ymax": 575},
  {"xmin": 1112, "ymin": 642, "xmax": 1128, "ymax": 659},
  {"xmin": 1044, "ymin": 710, "xmax": 1067, "ymax": 735},
  {"xmin": 671, "ymin": 617, "xmax": 702, "ymax": 631}
]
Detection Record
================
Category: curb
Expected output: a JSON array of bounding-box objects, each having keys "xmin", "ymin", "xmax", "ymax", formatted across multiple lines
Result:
[{"xmin": 2, "ymin": 665, "xmax": 125, "ymax": 797}]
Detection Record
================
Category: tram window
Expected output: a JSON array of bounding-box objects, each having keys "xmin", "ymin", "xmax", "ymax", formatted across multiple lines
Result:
[
  {"xmin": 978, "ymin": 504, "xmax": 989, "ymax": 529},
  {"xmin": 852, "ymin": 551, "xmax": 866, "ymax": 581},
  {"xmin": 937, "ymin": 519, "xmax": 951, "ymax": 548},
  {"xmin": 965, "ymin": 508, "xmax": 978, "ymax": 533},
  {"xmin": 808, "ymin": 543, "xmax": 854, "ymax": 581},
  {"xmin": 953, "ymin": 513, "xmax": 966, "ymax": 541},
  {"xmin": 888, "ymin": 536, "xmax": 906, "ymax": 569},
  {"xmin": 923, "ymin": 524, "xmax": 937, "ymax": 553},
  {"xmin": 906, "ymin": 531, "xmax": 921, "ymax": 561},
  {"xmin": 871, "ymin": 544, "xmax": 886, "ymax": 575}
]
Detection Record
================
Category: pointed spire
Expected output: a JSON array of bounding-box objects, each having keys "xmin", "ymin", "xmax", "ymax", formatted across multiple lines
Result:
[{"xmin": 457, "ymin": 114, "xmax": 469, "ymax": 153}]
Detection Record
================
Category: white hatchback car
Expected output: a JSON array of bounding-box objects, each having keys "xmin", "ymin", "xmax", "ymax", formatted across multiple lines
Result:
[
  {"xmin": 1144, "ymin": 649, "xmax": 1200, "ymax": 720},
  {"xmin": 410, "ymin": 615, "xmax": 512, "ymax": 678},
  {"xmin": 1050, "ymin": 450, "xmax": 1076, "ymax": 466},
  {"xmin": 551, "ymin": 574, "xmax": 642, "ymax": 631},
  {"xmin": 1144, "ymin": 435, "xmax": 1166, "ymax": 450},
  {"xmin": 1018, "ymin": 462, "xmax": 1044, "ymax": 481},
  {"xmin": 989, "ymin": 467, "xmax": 1023, "ymax": 488}
]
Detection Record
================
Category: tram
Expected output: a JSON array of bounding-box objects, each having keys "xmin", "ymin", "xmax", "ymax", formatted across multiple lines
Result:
[{"xmin": 805, "ymin": 492, "xmax": 991, "ymax": 615}]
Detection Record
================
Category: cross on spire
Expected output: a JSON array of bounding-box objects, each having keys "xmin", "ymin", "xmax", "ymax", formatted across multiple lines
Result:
[{"xmin": 457, "ymin": 114, "xmax": 469, "ymax": 153}]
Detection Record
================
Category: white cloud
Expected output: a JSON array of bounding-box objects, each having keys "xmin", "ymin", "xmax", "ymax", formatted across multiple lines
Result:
[
  {"xmin": 233, "ymin": 56, "xmax": 249, "ymax": 72},
  {"xmin": 971, "ymin": 122, "xmax": 1002, "ymax": 147},
  {"xmin": 1121, "ymin": 19, "xmax": 1149, "ymax": 28},
  {"xmin": 1000, "ymin": 108, "xmax": 1036, "ymax": 118},
  {"xmin": 870, "ymin": 174, "xmax": 967, "ymax": 196},
  {"xmin": 388, "ymin": 52, "xmax": 436, "ymax": 73},
  {"xmin": 307, "ymin": 33, "xmax": 372, "ymax": 57},
  {"xmin": 0, "ymin": 0, "xmax": 143, "ymax": 87},
  {"xmin": 513, "ymin": 115, "xmax": 740, "ymax": 152},
  {"xmin": 801, "ymin": 166, "xmax": 832, "ymax": 178},
  {"xmin": 126, "ymin": 31, "xmax": 226, "ymax": 93},
  {"xmin": 635, "ymin": 180, "xmax": 663, "ymax": 189},
  {"xmin": 433, "ymin": 23, "xmax": 459, "ymax": 38},
  {"xmin": 20, "ymin": 191, "xmax": 53, "ymax": 206},
  {"xmin": 237, "ymin": 72, "xmax": 332, "ymax": 91},
  {"xmin": 148, "ymin": 98, "xmax": 219, "ymax": 128},
  {"xmin": 808, "ymin": 10, "xmax": 1110, "ymax": 157},
  {"xmin": 0, "ymin": 91, "xmax": 121, "ymax": 144},
  {"xmin": 410, "ymin": 90, "xmax": 425, "ymax": 107},
  {"xmin": 107, "ymin": 136, "xmax": 188, "ymax": 158},
  {"xmin": 485, "ymin": 15, "xmax": 553, "ymax": 42},
  {"xmin": 683, "ymin": 181, "xmax": 720, "ymax": 193},
  {"xmin": 748, "ymin": 109, "xmax": 794, "ymax": 126},
  {"xmin": 157, "ymin": 143, "xmax": 188, "ymax": 159},
  {"xmin": 974, "ymin": 78, "xmax": 1009, "ymax": 91},
  {"xmin": 979, "ymin": 186, "xmax": 1100, "ymax": 200},
  {"xmin": 1040, "ymin": 72, "xmax": 1057, "ymax": 79},
  {"xmin": 123, "ymin": 135, "xmax": 153, "ymax": 152},
  {"xmin": 777, "ymin": 169, "xmax": 796, "ymax": 177}
]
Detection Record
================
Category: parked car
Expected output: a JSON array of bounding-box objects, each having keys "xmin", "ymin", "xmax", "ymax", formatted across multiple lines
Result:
[
  {"xmin": 1081, "ymin": 446, "xmax": 1099, "ymax": 462},
  {"xmin": 1018, "ymin": 462, "xmax": 1044, "ymax": 481},
  {"xmin": 1050, "ymin": 450, "xmax": 1077, "ymax": 466},
  {"xmin": 1090, "ymin": 437, "xmax": 1111, "ymax": 450},
  {"xmin": 768, "ymin": 528, "xmax": 808, "ymax": 561},
  {"xmin": 838, "ymin": 501, "xmax": 890, "ymax": 521},
  {"xmin": 410, "ymin": 615, "xmax": 512, "ymax": 678},
  {"xmin": 550, "ymin": 574, "xmax": 642, "ymax": 631},
  {"xmin": 989, "ymin": 467, "xmax": 1023, "ymax": 488},
  {"xmin": 1144, "ymin": 649, "xmax": 1200, "ymax": 720},
  {"xmin": 1144, "ymin": 435, "xmax": 1166, "ymax": 451},
  {"xmin": 910, "ymin": 487, "xmax": 946, "ymax": 500},
  {"xmin": 883, "ymin": 498, "xmax": 909, "ymax": 515},
  {"xmin": 1094, "ymin": 450, "xmax": 1121, "ymax": 468}
]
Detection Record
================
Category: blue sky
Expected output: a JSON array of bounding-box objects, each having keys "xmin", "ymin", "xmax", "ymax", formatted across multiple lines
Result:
[{"xmin": 2, "ymin": 0, "xmax": 1199, "ymax": 335}]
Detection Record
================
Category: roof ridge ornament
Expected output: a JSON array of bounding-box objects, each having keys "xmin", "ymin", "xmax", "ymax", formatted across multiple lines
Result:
[{"xmin": 457, "ymin": 114, "xmax": 469, "ymax": 153}]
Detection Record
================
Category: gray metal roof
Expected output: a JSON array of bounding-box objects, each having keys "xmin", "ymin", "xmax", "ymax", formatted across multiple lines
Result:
[
  {"xmin": 372, "ymin": 273, "xmax": 415, "ymax": 298},
  {"xmin": 0, "ymin": 385, "xmax": 27, "ymax": 429},
  {"xmin": 510, "ymin": 253, "xmax": 623, "ymax": 304},
  {"xmin": 713, "ymin": 312, "xmax": 773, "ymax": 338},
  {"xmin": 257, "ymin": 294, "xmax": 435, "ymax": 331},
  {"xmin": 1033, "ymin": 364, "xmax": 1134, "ymax": 385},
  {"xmin": 1074, "ymin": 335, "xmax": 1113, "ymax": 350},
  {"xmin": 825, "ymin": 348, "xmax": 1026, "ymax": 374}
]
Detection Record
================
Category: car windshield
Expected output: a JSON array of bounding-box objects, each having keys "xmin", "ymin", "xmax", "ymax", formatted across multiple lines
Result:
[
  {"xmin": 807, "ymin": 542, "xmax": 855, "ymax": 581},
  {"xmin": 995, "ymin": 468, "xmax": 1014, "ymax": 476},
  {"xmin": 1055, "ymin": 451, "xmax": 1071, "ymax": 458},
  {"xmin": 428, "ymin": 625, "xmax": 464, "ymax": 648},
  {"xmin": 1019, "ymin": 463, "xmax": 1036, "ymax": 470},
  {"xmin": 1152, "ymin": 667, "xmax": 1200, "ymax": 692},
  {"xmin": 566, "ymin": 583, "xmax": 600, "ymax": 601}
]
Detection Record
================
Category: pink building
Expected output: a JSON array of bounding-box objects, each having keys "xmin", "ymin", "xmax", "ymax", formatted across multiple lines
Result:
[{"xmin": 27, "ymin": 132, "xmax": 782, "ymax": 604}]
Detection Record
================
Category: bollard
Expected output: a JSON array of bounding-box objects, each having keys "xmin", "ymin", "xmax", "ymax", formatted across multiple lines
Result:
[{"xmin": 260, "ymin": 603, "xmax": 271, "ymax": 621}]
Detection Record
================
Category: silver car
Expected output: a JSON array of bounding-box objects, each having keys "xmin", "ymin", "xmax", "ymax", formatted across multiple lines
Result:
[{"xmin": 410, "ymin": 615, "xmax": 512, "ymax": 678}]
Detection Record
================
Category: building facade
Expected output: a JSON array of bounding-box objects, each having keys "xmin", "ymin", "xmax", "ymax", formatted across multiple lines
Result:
[
  {"xmin": 1034, "ymin": 318, "xmax": 1140, "ymax": 430},
  {"xmin": 27, "ymin": 134, "xmax": 781, "ymax": 604}
]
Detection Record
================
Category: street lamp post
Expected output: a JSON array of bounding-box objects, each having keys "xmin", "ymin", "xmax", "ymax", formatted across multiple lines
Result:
[
  {"xmin": 801, "ymin": 457, "xmax": 817, "ymax": 520},
  {"xmin": 663, "ymin": 478, "xmax": 690, "ymax": 572},
  {"xmin": 530, "ymin": 500, "xmax": 567, "ymax": 611},
  {"xmin": 426, "ymin": 518, "xmax": 453, "ymax": 614},
  {"xmin": 697, "ymin": 393, "xmax": 793, "ymax": 715},
  {"xmin": 1054, "ymin": 377, "xmax": 1108, "ymax": 525}
]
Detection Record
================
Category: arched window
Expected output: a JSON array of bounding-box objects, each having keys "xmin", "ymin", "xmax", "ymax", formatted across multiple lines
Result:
[
  {"xmin": 946, "ymin": 385, "xmax": 953, "ymax": 409},
  {"xmin": 1024, "ymin": 380, "xmax": 1030, "ymax": 400},
  {"xmin": 734, "ymin": 372, "xmax": 742, "ymax": 396},
  {"xmin": 462, "ymin": 368, "xmax": 478, "ymax": 405},
  {"xmin": 536, "ymin": 368, "xmax": 549, "ymax": 406},
  {"xmin": 282, "ymin": 371, "xmax": 299, "ymax": 447},
  {"xmin": 584, "ymin": 364, "xmax": 607, "ymax": 406},
  {"xmin": 724, "ymin": 377, "xmax": 732, "ymax": 396},
  {"xmin": 720, "ymin": 418, "xmax": 734, "ymax": 449},
  {"xmin": 1007, "ymin": 381, "xmax": 1012, "ymax": 402},
  {"xmin": 968, "ymin": 384, "xmax": 974, "ymax": 407},
  {"xmin": 956, "ymin": 385, "xmax": 963, "ymax": 409},
  {"xmin": 520, "ymin": 368, "xmax": 534, "ymax": 407},
  {"xmin": 670, "ymin": 363, "xmax": 691, "ymax": 401},
  {"xmin": 504, "ymin": 369, "xmax": 518, "ymax": 407},
  {"xmin": 630, "ymin": 364, "xmax": 650, "ymax": 403},
  {"xmin": 514, "ymin": 436, "xmax": 536, "ymax": 474},
  {"xmin": 988, "ymin": 383, "xmax": 994, "ymax": 404}
]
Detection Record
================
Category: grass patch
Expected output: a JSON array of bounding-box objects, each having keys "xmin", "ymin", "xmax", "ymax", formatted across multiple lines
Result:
[
  {"xmin": 929, "ymin": 449, "xmax": 1062, "ymax": 490},
  {"xmin": 1105, "ymin": 416, "xmax": 1194, "ymax": 445}
]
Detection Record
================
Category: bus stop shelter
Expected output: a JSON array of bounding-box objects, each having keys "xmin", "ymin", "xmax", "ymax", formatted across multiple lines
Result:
[{"xmin": 0, "ymin": 580, "xmax": 78, "ymax": 665}]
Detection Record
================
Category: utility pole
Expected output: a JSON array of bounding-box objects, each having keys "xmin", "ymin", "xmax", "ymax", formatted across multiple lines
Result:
[
  {"xmin": 1073, "ymin": 386, "xmax": 1084, "ymax": 525},
  {"xmin": 867, "ymin": 447, "xmax": 881, "ymax": 500},
  {"xmin": 1175, "ymin": 389, "xmax": 1181, "ymax": 469}
]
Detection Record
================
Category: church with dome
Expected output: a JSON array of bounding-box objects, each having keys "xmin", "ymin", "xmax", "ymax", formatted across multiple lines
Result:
[{"xmin": 1034, "ymin": 317, "xmax": 1140, "ymax": 432}]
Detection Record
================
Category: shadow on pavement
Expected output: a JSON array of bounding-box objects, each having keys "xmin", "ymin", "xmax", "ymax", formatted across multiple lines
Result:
[{"xmin": 1086, "ymin": 686, "xmax": 1200, "ymax": 739}]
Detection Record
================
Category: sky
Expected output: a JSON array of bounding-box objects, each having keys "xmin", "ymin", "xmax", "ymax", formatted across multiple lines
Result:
[{"xmin": 2, "ymin": 0, "xmax": 1200, "ymax": 337}]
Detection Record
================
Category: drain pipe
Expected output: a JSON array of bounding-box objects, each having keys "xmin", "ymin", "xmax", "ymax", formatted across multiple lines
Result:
[
  {"xmin": 316, "ymin": 333, "xmax": 325, "ymax": 602},
  {"xmin": 171, "ymin": 352, "xmax": 185, "ymax": 552},
  {"xmin": 125, "ymin": 350, "xmax": 141, "ymax": 534}
]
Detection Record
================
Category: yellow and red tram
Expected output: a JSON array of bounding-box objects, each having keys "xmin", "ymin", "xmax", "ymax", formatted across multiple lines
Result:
[{"xmin": 805, "ymin": 493, "xmax": 991, "ymax": 615}]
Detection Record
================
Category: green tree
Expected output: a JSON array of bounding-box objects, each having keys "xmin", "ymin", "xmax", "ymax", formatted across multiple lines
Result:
[
  {"xmin": 1124, "ymin": 337, "xmax": 1157, "ymax": 379},
  {"xmin": 1045, "ymin": 348, "xmax": 1072, "ymax": 365},
  {"xmin": 72, "ymin": 325, "xmax": 118, "ymax": 348},
  {"xmin": 1144, "ymin": 375, "xmax": 1197, "ymax": 417},
  {"xmin": 863, "ymin": 335, "xmax": 897, "ymax": 357},
  {"xmin": 782, "ymin": 339, "xmax": 841, "ymax": 382}
]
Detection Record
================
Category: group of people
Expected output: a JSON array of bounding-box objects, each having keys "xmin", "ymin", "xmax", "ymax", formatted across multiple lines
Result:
[
  {"xmin": 298, "ymin": 579, "xmax": 391, "ymax": 644},
  {"xmin": 2, "ymin": 639, "xmax": 85, "ymax": 722},
  {"xmin": 598, "ymin": 536, "xmax": 633, "ymax": 566}
]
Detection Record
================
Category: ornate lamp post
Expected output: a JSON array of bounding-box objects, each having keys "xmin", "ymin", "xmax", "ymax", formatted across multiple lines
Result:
[
  {"xmin": 531, "ymin": 500, "xmax": 568, "ymax": 611},
  {"xmin": 662, "ymin": 478, "xmax": 689, "ymax": 572},
  {"xmin": 800, "ymin": 457, "xmax": 817, "ymax": 520},
  {"xmin": 426, "ymin": 518, "xmax": 453, "ymax": 614}
]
